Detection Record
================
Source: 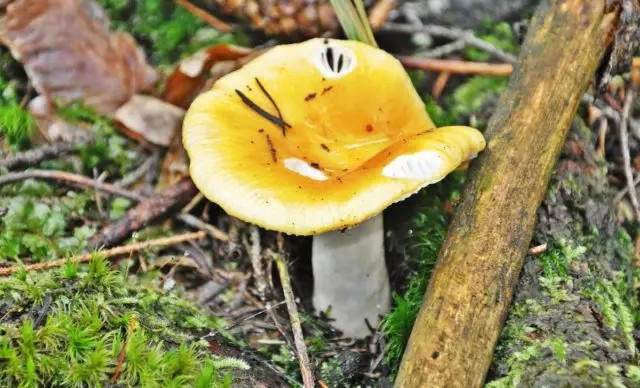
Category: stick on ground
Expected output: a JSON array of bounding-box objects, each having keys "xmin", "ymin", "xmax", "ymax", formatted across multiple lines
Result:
[
  {"xmin": 273, "ymin": 253, "xmax": 314, "ymax": 388},
  {"xmin": 0, "ymin": 142, "xmax": 83, "ymax": 170},
  {"xmin": 0, "ymin": 231, "xmax": 206, "ymax": 276},
  {"xmin": 0, "ymin": 169, "xmax": 145, "ymax": 201},
  {"xmin": 397, "ymin": 56, "xmax": 513, "ymax": 76},
  {"xmin": 88, "ymin": 178, "xmax": 199, "ymax": 249},
  {"xmin": 619, "ymin": 89, "xmax": 639, "ymax": 219},
  {"xmin": 382, "ymin": 23, "xmax": 518, "ymax": 63},
  {"xmin": 395, "ymin": 1, "xmax": 621, "ymax": 386}
]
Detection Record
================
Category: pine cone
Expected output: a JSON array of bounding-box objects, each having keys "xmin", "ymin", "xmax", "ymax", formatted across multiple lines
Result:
[{"xmin": 200, "ymin": 0, "xmax": 340, "ymax": 39}]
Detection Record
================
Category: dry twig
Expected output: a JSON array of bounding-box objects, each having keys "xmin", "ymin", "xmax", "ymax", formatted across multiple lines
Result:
[
  {"xmin": 174, "ymin": 0, "xmax": 233, "ymax": 32},
  {"xmin": 0, "ymin": 231, "xmax": 207, "ymax": 276},
  {"xmin": 382, "ymin": 23, "xmax": 518, "ymax": 63},
  {"xmin": 417, "ymin": 39, "xmax": 467, "ymax": 59},
  {"xmin": 398, "ymin": 56, "xmax": 513, "ymax": 76},
  {"xmin": 0, "ymin": 142, "xmax": 84, "ymax": 170},
  {"xmin": 618, "ymin": 89, "xmax": 639, "ymax": 220},
  {"xmin": 368, "ymin": 0, "xmax": 398, "ymax": 30},
  {"xmin": 0, "ymin": 169, "xmax": 145, "ymax": 201},
  {"xmin": 249, "ymin": 225, "xmax": 268, "ymax": 300},
  {"xmin": 527, "ymin": 243, "xmax": 548, "ymax": 256},
  {"xmin": 273, "ymin": 253, "xmax": 314, "ymax": 388},
  {"xmin": 115, "ymin": 154, "xmax": 158, "ymax": 188},
  {"xmin": 88, "ymin": 178, "xmax": 199, "ymax": 249},
  {"xmin": 176, "ymin": 214, "xmax": 230, "ymax": 242}
]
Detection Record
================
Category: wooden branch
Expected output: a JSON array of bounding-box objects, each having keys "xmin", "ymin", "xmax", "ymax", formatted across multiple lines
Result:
[
  {"xmin": 394, "ymin": 1, "xmax": 621, "ymax": 387},
  {"xmin": 88, "ymin": 178, "xmax": 198, "ymax": 249},
  {"xmin": 397, "ymin": 56, "xmax": 513, "ymax": 76}
]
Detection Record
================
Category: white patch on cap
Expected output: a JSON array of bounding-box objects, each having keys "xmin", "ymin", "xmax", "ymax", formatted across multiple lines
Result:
[
  {"xmin": 284, "ymin": 158, "xmax": 328, "ymax": 181},
  {"xmin": 313, "ymin": 41, "xmax": 356, "ymax": 79},
  {"xmin": 382, "ymin": 151, "xmax": 443, "ymax": 180}
]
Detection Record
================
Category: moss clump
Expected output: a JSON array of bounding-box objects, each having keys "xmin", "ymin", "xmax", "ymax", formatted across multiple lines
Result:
[
  {"xmin": 0, "ymin": 181, "xmax": 96, "ymax": 262},
  {"xmin": 0, "ymin": 254, "xmax": 248, "ymax": 387},
  {"xmin": 486, "ymin": 124, "xmax": 639, "ymax": 387},
  {"xmin": 0, "ymin": 72, "xmax": 35, "ymax": 152},
  {"xmin": 423, "ymin": 76, "xmax": 507, "ymax": 129},
  {"xmin": 381, "ymin": 172, "xmax": 466, "ymax": 375},
  {"xmin": 96, "ymin": 0, "xmax": 246, "ymax": 66}
]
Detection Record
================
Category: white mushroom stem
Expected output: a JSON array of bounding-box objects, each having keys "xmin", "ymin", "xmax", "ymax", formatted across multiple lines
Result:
[{"xmin": 311, "ymin": 213, "xmax": 391, "ymax": 338}]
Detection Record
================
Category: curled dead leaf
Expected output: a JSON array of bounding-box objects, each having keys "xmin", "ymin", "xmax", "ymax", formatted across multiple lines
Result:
[{"xmin": 161, "ymin": 43, "xmax": 258, "ymax": 109}]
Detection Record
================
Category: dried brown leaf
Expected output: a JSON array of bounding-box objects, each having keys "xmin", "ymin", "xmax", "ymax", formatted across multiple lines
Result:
[
  {"xmin": 161, "ymin": 43, "xmax": 255, "ymax": 109},
  {"xmin": 114, "ymin": 94, "xmax": 185, "ymax": 147},
  {"xmin": 1, "ymin": 0, "xmax": 158, "ymax": 115}
]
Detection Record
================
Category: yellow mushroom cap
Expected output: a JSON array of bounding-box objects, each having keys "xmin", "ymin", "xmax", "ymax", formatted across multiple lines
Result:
[{"xmin": 183, "ymin": 38, "xmax": 486, "ymax": 235}]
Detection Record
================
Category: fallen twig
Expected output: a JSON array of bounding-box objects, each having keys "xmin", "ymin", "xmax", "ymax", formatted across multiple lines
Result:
[
  {"xmin": 0, "ymin": 141, "xmax": 84, "ymax": 170},
  {"xmin": 432, "ymin": 72, "xmax": 451, "ymax": 99},
  {"xmin": 417, "ymin": 39, "xmax": 467, "ymax": 59},
  {"xmin": 527, "ymin": 243, "xmax": 548, "ymax": 256},
  {"xmin": 397, "ymin": 56, "xmax": 513, "ymax": 76},
  {"xmin": 115, "ymin": 153, "xmax": 158, "ymax": 188},
  {"xmin": 382, "ymin": 23, "xmax": 518, "ymax": 63},
  {"xmin": 249, "ymin": 225, "xmax": 268, "ymax": 300},
  {"xmin": 618, "ymin": 89, "xmax": 639, "ymax": 220},
  {"xmin": 174, "ymin": 0, "xmax": 233, "ymax": 32},
  {"xmin": 273, "ymin": 252, "xmax": 314, "ymax": 388},
  {"xmin": 0, "ymin": 231, "xmax": 206, "ymax": 276},
  {"xmin": 597, "ymin": 116, "xmax": 608, "ymax": 157},
  {"xmin": 176, "ymin": 213, "xmax": 230, "ymax": 242},
  {"xmin": 88, "ymin": 178, "xmax": 199, "ymax": 249},
  {"xmin": 368, "ymin": 0, "xmax": 397, "ymax": 30},
  {"xmin": 0, "ymin": 169, "xmax": 145, "ymax": 201}
]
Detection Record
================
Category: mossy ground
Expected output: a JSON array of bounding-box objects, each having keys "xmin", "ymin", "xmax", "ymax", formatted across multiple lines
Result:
[{"xmin": 0, "ymin": 254, "xmax": 249, "ymax": 387}]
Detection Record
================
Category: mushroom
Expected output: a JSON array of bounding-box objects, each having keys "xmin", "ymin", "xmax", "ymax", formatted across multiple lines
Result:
[{"xmin": 182, "ymin": 38, "xmax": 486, "ymax": 338}]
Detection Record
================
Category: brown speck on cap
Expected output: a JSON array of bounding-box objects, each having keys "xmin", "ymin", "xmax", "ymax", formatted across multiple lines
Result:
[
  {"xmin": 321, "ymin": 86, "xmax": 333, "ymax": 95},
  {"xmin": 366, "ymin": 124, "xmax": 374, "ymax": 133},
  {"xmin": 305, "ymin": 92, "xmax": 317, "ymax": 101},
  {"xmin": 320, "ymin": 143, "xmax": 330, "ymax": 151},
  {"xmin": 265, "ymin": 134, "xmax": 277, "ymax": 162}
]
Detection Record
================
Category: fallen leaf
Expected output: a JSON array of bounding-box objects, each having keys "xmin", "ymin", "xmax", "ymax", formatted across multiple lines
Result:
[
  {"xmin": 0, "ymin": 0, "xmax": 158, "ymax": 115},
  {"xmin": 114, "ymin": 94, "xmax": 185, "ymax": 147},
  {"xmin": 161, "ymin": 43, "xmax": 256, "ymax": 109}
]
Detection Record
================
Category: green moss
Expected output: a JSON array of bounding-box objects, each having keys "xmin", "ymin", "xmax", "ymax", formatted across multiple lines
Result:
[
  {"xmin": 488, "ymin": 228, "xmax": 638, "ymax": 386},
  {"xmin": 381, "ymin": 172, "xmax": 466, "ymax": 375},
  {"xmin": 448, "ymin": 76, "xmax": 507, "ymax": 125},
  {"xmin": 0, "ymin": 75, "xmax": 35, "ymax": 152},
  {"xmin": 0, "ymin": 187, "xmax": 95, "ymax": 262},
  {"xmin": 537, "ymin": 239, "xmax": 585, "ymax": 303},
  {"xmin": 96, "ymin": 0, "xmax": 247, "ymax": 67},
  {"xmin": 320, "ymin": 358, "xmax": 344, "ymax": 387},
  {"xmin": 57, "ymin": 102, "xmax": 137, "ymax": 177},
  {"xmin": 0, "ymin": 254, "xmax": 247, "ymax": 387}
]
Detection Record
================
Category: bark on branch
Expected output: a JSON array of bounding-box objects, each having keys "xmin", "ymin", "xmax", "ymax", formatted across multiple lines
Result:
[{"xmin": 395, "ymin": 1, "xmax": 621, "ymax": 387}]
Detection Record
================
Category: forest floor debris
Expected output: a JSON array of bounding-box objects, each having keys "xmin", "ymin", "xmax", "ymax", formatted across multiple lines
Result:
[{"xmin": 1, "ymin": 0, "xmax": 638, "ymax": 386}]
